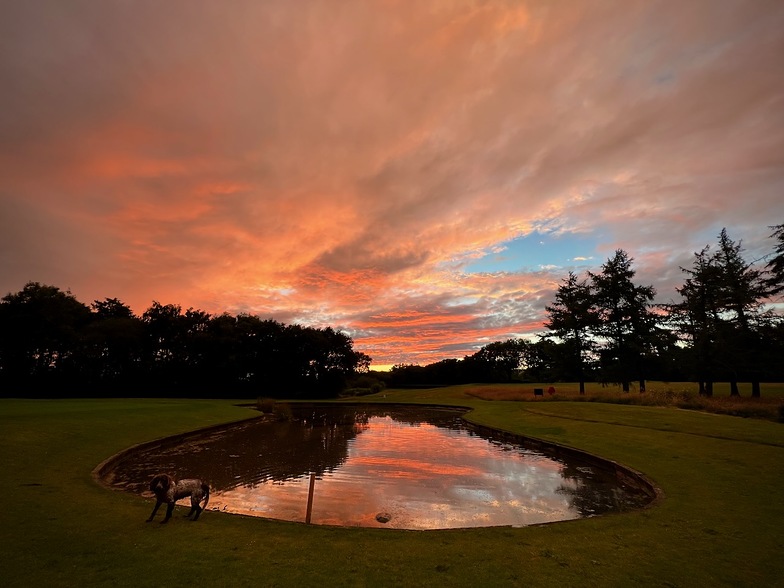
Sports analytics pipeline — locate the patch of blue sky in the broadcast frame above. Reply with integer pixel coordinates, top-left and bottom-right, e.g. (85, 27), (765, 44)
(465, 231), (601, 274)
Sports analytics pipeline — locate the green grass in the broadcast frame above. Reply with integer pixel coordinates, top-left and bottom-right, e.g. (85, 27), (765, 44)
(453, 380), (784, 398)
(2, 389), (784, 587)
(455, 381), (784, 421)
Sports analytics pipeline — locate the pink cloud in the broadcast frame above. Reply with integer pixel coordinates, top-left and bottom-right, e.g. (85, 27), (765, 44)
(1, 1), (783, 367)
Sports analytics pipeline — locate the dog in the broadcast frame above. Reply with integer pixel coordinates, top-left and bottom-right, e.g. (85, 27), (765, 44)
(147, 473), (210, 523)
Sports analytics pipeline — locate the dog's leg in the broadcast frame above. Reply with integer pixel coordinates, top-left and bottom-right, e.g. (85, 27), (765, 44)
(192, 483), (209, 521)
(182, 483), (209, 520)
(162, 501), (175, 523)
(191, 503), (203, 521)
(147, 500), (163, 522)
(185, 497), (199, 519)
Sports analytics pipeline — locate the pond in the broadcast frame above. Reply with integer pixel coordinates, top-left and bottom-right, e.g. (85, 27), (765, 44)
(105, 404), (655, 530)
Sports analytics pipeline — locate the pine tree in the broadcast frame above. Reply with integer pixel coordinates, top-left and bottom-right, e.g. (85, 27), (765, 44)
(589, 250), (659, 392)
(764, 223), (784, 296)
(713, 229), (769, 397)
(668, 246), (723, 396)
(543, 272), (598, 394)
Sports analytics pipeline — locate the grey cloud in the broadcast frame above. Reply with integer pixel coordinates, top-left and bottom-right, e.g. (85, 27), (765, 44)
(1, 0), (783, 364)
(315, 238), (430, 274)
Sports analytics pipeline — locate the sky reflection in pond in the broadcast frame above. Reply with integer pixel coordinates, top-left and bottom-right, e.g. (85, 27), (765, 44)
(109, 405), (650, 530)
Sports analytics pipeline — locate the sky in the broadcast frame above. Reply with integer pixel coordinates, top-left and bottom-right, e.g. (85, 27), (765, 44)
(1, 0), (783, 369)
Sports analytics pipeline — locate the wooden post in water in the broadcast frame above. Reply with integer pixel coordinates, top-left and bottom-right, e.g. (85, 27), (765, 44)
(305, 473), (316, 524)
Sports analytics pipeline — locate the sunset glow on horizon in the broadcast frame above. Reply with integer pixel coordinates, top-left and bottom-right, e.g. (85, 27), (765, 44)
(2, 1), (783, 367)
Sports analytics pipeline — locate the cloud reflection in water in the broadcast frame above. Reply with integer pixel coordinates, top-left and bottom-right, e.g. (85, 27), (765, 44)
(110, 405), (648, 530)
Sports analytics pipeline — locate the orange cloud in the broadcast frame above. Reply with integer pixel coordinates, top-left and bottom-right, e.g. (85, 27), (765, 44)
(1, 0), (782, 367)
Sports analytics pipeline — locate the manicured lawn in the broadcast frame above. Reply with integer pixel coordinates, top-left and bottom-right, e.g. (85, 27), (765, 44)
(2, 389), (783, 587)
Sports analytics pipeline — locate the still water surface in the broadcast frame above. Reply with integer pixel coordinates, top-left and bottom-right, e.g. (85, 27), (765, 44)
(110, 404), (651, 529)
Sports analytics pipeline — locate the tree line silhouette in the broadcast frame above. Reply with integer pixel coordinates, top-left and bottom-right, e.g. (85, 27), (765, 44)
(0, 289), (370, 398)
(388, 226), (784, 395)
(2, 225), (782, 398)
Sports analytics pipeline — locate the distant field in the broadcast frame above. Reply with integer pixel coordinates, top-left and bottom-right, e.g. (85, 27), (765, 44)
(2, 392), (783, 587)
(459, 381), (784, 398)
(449, 381), (784, 422)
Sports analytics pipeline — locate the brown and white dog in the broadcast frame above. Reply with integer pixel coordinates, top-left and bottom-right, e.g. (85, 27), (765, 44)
(147, 474), (210, 523)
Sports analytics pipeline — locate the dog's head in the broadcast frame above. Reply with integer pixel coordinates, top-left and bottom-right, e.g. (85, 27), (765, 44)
(150, 474), (173, 495)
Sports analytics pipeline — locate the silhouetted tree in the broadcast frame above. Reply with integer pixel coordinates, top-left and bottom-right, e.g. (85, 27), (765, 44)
(141, 301), (188, 390)
(668, 229), (773, 396)
(520, 338), (561, 382)
(387, 364), (426, 387)
(0, 282), (92, 392)
(0, 283), (370, 398)
(468, 339), (526, 382)
(764, 223), (784, 296)
(712, 229), (770, 397)
(589, 250), (659, 392)
(667, 246), (724, 395)
(543, 272), (598, 393)
(80, 298), (144, 392)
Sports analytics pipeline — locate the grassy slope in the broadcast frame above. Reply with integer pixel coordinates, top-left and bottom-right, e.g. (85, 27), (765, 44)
(1, 389), (783, 587)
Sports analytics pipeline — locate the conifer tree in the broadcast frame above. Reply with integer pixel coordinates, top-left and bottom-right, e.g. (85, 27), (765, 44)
(713, 229), (769, 396)
(543, 272), (598, 394)
(589, 250), (659, 392)
(668, 246), (723, 395)
(764, 223), (784, 296)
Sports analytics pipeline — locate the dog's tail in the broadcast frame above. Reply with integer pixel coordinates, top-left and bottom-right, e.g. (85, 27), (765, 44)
(201, 483), (210, 510)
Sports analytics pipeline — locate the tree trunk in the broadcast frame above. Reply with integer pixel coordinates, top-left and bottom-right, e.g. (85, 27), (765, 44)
(751, 381), (761, 398)
(579, 380), (585, 395)
(705, 381), (713, 397)
(698, 381), (705, 396)
(730, 379), (740, 397)
(639, 379), (646, 393)
(622, 381), (630, 393)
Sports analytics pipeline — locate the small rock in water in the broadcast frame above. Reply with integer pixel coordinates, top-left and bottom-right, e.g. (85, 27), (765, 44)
(375, 512), (392, 524)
